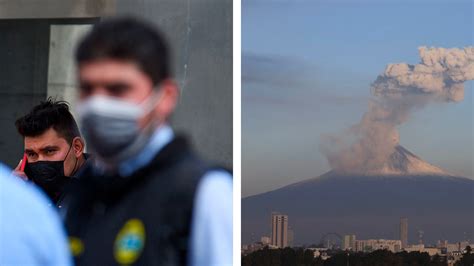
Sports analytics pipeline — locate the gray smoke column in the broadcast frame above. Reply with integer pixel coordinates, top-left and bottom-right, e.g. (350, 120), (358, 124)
(321, 46), (474, 174)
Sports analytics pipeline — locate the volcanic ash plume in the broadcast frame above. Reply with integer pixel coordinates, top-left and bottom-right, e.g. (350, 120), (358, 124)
(321, 46), (474, 174)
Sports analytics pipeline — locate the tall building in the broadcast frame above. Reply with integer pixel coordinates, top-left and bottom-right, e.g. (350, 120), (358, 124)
(271, 213), (288, 248)
(288, 227), (294, 247)
(400, 217), (408, 248)
(343, 235), (356, 250)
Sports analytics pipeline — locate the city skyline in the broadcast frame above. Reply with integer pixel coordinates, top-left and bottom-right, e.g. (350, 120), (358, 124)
(247, 214), (471, 247)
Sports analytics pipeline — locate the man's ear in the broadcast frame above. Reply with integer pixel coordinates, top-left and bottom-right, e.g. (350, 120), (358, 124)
(72, 137), (85, 158)
(156, 79), (179, 120)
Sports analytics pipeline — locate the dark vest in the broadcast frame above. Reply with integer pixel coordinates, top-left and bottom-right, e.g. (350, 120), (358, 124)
(64, 136), (217, 266)
(56, 153), (92, 208)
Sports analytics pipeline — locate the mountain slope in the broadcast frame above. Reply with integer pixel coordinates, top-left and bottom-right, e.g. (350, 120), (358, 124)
(364, 145), (451, 176)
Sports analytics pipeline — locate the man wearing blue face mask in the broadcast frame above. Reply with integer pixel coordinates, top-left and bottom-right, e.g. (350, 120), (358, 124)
(63, 17), (233, 266)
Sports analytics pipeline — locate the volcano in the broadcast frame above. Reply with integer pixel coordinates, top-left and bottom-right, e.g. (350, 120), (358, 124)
(242, 146), (473, 245)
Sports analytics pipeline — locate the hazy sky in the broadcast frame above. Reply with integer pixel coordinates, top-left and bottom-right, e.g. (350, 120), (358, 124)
(242, 0), (473, 197)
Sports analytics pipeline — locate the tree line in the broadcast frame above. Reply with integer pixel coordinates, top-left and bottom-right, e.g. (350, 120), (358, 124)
(242, 246), (473, 266)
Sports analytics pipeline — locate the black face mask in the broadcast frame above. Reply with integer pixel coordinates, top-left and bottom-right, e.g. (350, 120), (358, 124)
(24, 145), (78, 203)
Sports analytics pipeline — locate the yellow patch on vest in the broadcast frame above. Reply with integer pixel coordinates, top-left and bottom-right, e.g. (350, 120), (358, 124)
(69, 237), (84, 257)
(114, 218), (146, 265)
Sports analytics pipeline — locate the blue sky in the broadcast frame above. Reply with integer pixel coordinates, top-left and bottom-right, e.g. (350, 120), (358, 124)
(242, 0), (473, 197)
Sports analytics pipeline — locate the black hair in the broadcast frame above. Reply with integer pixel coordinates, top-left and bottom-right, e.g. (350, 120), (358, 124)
(15, 98), (81, 144)
(76, 16), (170, 86)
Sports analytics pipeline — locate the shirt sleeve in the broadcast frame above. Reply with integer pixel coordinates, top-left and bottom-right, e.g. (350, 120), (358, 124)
(189, 170), (233, 266)
(0, 164), (73, 266)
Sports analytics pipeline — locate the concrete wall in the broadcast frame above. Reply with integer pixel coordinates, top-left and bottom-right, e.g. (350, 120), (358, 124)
(116, 0), (233, 167)
(0, 0), (115, 19)
(47, 25), (93, 111)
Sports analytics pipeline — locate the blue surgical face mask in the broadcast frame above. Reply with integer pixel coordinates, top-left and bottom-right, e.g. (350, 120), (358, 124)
(77, 91), (163, 167)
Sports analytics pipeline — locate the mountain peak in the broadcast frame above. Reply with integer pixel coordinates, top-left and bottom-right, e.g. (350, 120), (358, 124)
(343, 145), (451, 176)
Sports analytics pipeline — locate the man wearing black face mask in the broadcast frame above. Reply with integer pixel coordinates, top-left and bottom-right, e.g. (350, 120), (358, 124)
(13, 98), (91, 207)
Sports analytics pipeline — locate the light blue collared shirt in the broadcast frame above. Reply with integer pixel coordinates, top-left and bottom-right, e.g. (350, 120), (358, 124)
(119, 125), (233, 266)
(0, 164), (72, 266)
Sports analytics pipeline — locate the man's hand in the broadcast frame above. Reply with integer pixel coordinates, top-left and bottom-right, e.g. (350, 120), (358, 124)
(13, 159), (28, 181)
